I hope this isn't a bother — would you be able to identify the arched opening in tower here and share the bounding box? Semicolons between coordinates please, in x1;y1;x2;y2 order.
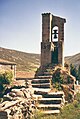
51;26;58;64
52;26;58;42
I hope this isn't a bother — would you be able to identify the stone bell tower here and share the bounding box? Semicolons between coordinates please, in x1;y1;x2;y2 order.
41;13;66;67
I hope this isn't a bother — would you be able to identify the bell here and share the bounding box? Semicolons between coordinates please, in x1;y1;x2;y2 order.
54;34;57;39
53;29;58;39
54;30;57;34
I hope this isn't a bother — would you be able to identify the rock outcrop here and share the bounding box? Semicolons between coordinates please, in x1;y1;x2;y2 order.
0;87;35;119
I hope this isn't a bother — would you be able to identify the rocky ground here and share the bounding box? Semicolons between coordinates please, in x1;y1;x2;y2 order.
0;80;36;119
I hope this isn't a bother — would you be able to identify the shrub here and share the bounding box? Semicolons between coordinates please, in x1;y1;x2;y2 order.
75;93;80;103
52;68;64;90
0;70;13;97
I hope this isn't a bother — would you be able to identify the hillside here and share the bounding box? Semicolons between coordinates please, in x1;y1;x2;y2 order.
0;47;80;72
0;47;40;72
65;53;80;67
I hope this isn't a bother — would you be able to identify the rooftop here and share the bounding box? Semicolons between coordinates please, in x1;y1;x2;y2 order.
0;58;16;65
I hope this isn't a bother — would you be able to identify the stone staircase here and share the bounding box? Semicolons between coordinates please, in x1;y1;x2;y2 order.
31;76;52;89
37;91;65;114
31;75;65;114
35;64;57;77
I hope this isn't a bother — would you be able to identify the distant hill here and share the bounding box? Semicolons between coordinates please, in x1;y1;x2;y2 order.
65;53;80;67
0;47;40;72
0;47;80;72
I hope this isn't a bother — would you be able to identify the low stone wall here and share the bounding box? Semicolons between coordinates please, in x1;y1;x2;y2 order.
0;87;35;119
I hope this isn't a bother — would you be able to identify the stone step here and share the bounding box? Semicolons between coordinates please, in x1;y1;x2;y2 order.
34;90;63;97
31;78;50;84
32;83;50;88
37;104;61;108
48;91;64;95
38;106;60;111
38;98;62;101
43;92;64;98
37;104;61;113
37;75;52;79
38;99;61;104
32;94;42;100
43;110;60;114
32;88;51;92
43;72;52;75
34;90;48;95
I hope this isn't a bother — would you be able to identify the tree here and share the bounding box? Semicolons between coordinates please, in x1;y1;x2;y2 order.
70;64;77;78
77;65;80;82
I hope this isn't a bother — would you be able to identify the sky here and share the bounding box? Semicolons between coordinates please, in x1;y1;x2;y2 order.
0;0;80;56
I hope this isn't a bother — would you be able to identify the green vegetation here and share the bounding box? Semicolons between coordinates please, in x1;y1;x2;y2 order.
52;67;74;91
52;67;75;102
32;93;80;119
52;68;63;90
77;65;80;82
70;64;80;83
70;64;77;78
52;63;80;86
0;70;13;97
56;93;80;119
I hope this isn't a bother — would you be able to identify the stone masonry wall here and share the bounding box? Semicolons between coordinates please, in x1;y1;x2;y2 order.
41;13;66;67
